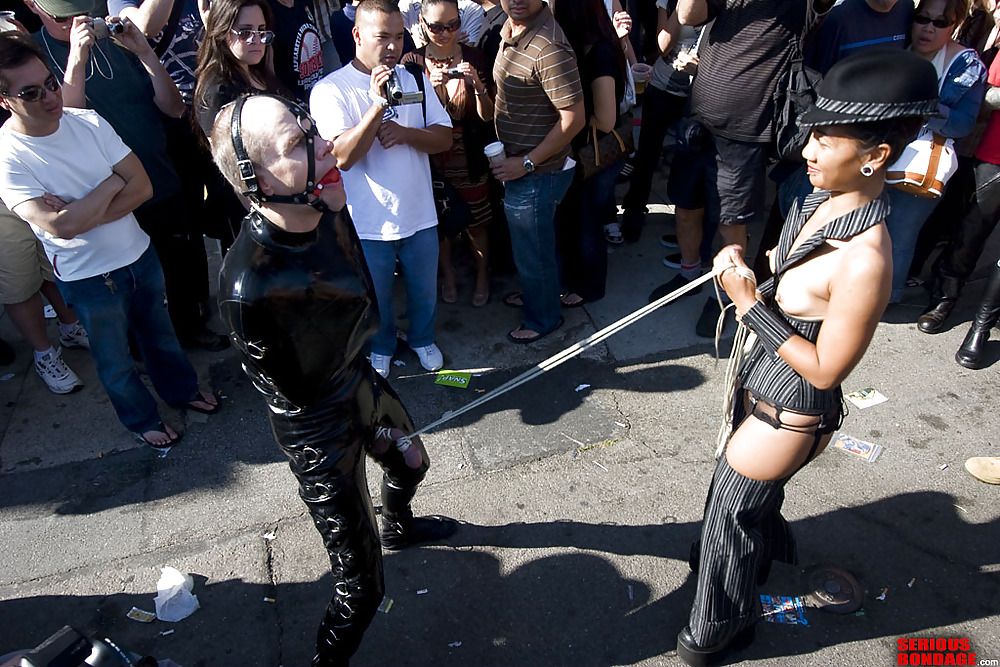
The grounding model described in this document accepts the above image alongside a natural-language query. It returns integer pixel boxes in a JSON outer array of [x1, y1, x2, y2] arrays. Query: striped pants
[[688, 456, 796, 646]]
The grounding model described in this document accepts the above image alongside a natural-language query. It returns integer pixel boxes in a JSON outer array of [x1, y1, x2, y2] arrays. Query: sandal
[[182, 390, 222, 415], [604, 222, 624, 245], [560, 292, 585, 308], [507, 317, 564, 344], [503, 291, 524, 308], [135, 422, 182, 450]]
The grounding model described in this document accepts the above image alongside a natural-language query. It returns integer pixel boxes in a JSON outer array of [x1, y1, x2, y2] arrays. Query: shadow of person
[[2, 491, 996, 665]]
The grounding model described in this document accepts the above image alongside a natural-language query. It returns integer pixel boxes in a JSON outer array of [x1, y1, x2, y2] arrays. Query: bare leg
[[5, 292, 51, 352], [467, 224, 490, 306], [676, 207, 706, 267], [39, 280, 77, 325], [439, 237, 457, 303]]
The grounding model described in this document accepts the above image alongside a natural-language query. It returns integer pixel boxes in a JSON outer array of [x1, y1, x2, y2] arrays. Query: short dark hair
[[0, 32, 47, 96], [355, 0, 402, 22], [844, 116, 927, 163]]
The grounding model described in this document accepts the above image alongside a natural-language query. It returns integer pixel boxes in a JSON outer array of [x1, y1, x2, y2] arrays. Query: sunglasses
[[913, 14, 956, 29], [423, 17, 461, 34], [230, 28, 275, 44], [2, 74, 61, 103]]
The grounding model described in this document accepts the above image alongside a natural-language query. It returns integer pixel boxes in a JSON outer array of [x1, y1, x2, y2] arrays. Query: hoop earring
[[860, 164, 875, 177]]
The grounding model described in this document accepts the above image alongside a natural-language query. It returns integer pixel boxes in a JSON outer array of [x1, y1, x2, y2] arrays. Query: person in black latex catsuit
[[209, 94, 457, 667], [675, 51, 941, 666]]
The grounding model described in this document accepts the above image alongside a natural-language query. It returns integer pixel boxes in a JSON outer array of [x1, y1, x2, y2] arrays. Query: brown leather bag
[[575, 111, 635, 180]]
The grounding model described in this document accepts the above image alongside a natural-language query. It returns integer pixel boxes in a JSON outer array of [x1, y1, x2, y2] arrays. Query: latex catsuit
[[218, 208, 430, 667]]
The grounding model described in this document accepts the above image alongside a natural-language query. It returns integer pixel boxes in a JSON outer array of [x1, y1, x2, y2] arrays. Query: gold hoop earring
[[860, 164, 875, 177]]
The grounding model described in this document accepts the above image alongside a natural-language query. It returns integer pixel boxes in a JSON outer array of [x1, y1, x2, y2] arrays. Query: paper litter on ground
[[846, 387, 888, 409], [760, 595, 808, 625]]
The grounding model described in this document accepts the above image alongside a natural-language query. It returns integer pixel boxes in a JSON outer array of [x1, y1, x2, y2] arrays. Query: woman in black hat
[[676, 50, 939, 666]]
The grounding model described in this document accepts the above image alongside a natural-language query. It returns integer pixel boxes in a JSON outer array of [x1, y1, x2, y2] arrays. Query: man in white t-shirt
[[0, 32, 219, 448], [310, 0, 452, 378]]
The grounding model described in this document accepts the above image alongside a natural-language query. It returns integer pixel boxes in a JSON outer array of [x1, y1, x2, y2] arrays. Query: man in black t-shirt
[[652, 0, 833, 337], [268, 0, 325, 103]]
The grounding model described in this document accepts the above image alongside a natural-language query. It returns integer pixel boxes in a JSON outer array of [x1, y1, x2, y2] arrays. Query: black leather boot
[[956, 260, 1000, 369], [379, 477, 457, 550], [918, 275, 962, 334]]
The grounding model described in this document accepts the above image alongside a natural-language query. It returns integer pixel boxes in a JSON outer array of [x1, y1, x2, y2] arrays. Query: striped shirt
[[691, 0, 816, 143], [739, 190, 889, 414], [493, 6, 583, 172]]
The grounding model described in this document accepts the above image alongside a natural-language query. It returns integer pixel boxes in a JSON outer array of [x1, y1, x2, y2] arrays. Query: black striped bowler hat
[[799, 49, 940, 128]]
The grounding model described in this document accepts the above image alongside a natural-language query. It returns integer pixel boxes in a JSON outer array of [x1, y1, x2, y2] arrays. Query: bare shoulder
[[829, 221, 892, 290]]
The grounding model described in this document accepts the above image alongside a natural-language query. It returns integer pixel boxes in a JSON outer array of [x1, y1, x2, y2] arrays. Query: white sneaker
[[59, 322, 91, 350], [370, 352, 392, 378], [412, 343, 443, 371], [35, 347, 83, 394]]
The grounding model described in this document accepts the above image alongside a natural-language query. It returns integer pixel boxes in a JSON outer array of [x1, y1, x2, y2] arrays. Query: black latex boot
[[918, 275, 962, 334], [956, 261, 1000, 369], [379, 477, 457, 550]]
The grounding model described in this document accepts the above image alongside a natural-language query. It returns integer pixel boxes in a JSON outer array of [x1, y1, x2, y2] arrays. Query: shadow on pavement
[[2, 491, 997, 666]]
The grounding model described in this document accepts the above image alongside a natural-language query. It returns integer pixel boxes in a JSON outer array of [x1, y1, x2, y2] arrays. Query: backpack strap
[[403, 60, 427, 125]]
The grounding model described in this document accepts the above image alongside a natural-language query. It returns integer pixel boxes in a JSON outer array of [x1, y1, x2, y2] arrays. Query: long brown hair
[[194, 0, 280, 116]]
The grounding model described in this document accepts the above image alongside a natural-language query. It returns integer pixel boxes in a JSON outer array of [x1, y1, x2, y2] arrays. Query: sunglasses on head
[[913, 14, 955, 28], [423, 17, 461, 34], [2, 74, 61, 103], [230, 28, 275, 44]]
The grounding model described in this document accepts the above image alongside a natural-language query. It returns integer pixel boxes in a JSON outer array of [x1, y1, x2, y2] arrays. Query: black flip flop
[[183, 391, 222, 415], [135, 422, 182, 450], [507, 317, 564, 344], [503, 291, 524, 308]]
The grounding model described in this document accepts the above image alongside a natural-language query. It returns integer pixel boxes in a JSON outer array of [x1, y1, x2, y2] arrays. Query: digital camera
[[91, 17, 125, 40]]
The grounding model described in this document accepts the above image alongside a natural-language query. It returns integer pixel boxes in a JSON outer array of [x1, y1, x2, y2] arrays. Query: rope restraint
[[395, 268, 732, 452]]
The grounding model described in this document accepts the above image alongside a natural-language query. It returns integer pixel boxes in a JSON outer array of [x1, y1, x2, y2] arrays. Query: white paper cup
[[484, 141, 506, 164]]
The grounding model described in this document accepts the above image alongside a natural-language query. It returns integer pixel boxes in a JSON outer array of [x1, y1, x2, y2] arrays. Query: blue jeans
[[360, 226, 439, 356], [558, 158, 624, 302], [885, 187, 940, 302], [504, 167, 575, 334], [57, 246, 199, 433]]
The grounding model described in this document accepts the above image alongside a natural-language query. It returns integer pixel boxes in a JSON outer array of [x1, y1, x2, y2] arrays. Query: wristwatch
[[522, 156, 536, 173]]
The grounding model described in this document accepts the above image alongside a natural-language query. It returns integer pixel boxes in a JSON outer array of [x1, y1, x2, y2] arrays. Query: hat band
[[814, 96, 939, 122]]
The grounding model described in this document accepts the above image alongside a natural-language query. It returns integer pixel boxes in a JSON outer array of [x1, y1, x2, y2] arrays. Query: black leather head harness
[[230, 94, 329, 212]]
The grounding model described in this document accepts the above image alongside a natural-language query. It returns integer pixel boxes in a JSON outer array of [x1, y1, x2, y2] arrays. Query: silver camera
[[383, 72, 424, 106], [90, 17, 125, 40]]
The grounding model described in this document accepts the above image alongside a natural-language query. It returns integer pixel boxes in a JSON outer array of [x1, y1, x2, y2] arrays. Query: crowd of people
[[2, 0, 1000, 664]]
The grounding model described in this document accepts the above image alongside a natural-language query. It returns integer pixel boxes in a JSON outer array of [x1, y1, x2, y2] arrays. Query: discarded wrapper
[[846, 387, 888, 409], [154, 566, 200, 622], [448, 641, 462, 648], [417, 588, 428, 595], [575, 384, 591, 392], [392, 359, 406, 367], [263, 597, 275, 603], [831, 433, 883, 463], [760, 595, 809, 626], [876, 587, 888, 601], [127, 607, 156, 623], [262, 531, 276, 541], [435, 370, 471, 389], [378, 597, 394, 614], [907, 578, 916, 588]]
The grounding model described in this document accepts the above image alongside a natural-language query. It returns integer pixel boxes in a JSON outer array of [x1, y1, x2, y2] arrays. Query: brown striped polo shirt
[[493, 5, 583, 172]]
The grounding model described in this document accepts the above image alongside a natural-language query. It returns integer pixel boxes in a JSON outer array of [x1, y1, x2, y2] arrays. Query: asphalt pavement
[[1, 149, 999, 667]]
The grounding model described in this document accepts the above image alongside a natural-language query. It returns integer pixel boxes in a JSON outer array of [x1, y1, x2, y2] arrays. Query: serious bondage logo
[[897, 638, 980, 665]]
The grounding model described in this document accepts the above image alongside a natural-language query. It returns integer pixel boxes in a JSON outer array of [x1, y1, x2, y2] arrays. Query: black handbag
[[431, 169, 475, 238], [575, 111, 635, 181]]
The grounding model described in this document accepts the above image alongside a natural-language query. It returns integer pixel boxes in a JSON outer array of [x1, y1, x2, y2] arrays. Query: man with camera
[[309, 0, 451, 378], [26, 0, 229, 352]]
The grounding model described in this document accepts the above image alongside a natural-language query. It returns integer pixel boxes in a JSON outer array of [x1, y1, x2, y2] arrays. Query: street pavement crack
[[263, 521, 283, 663]]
